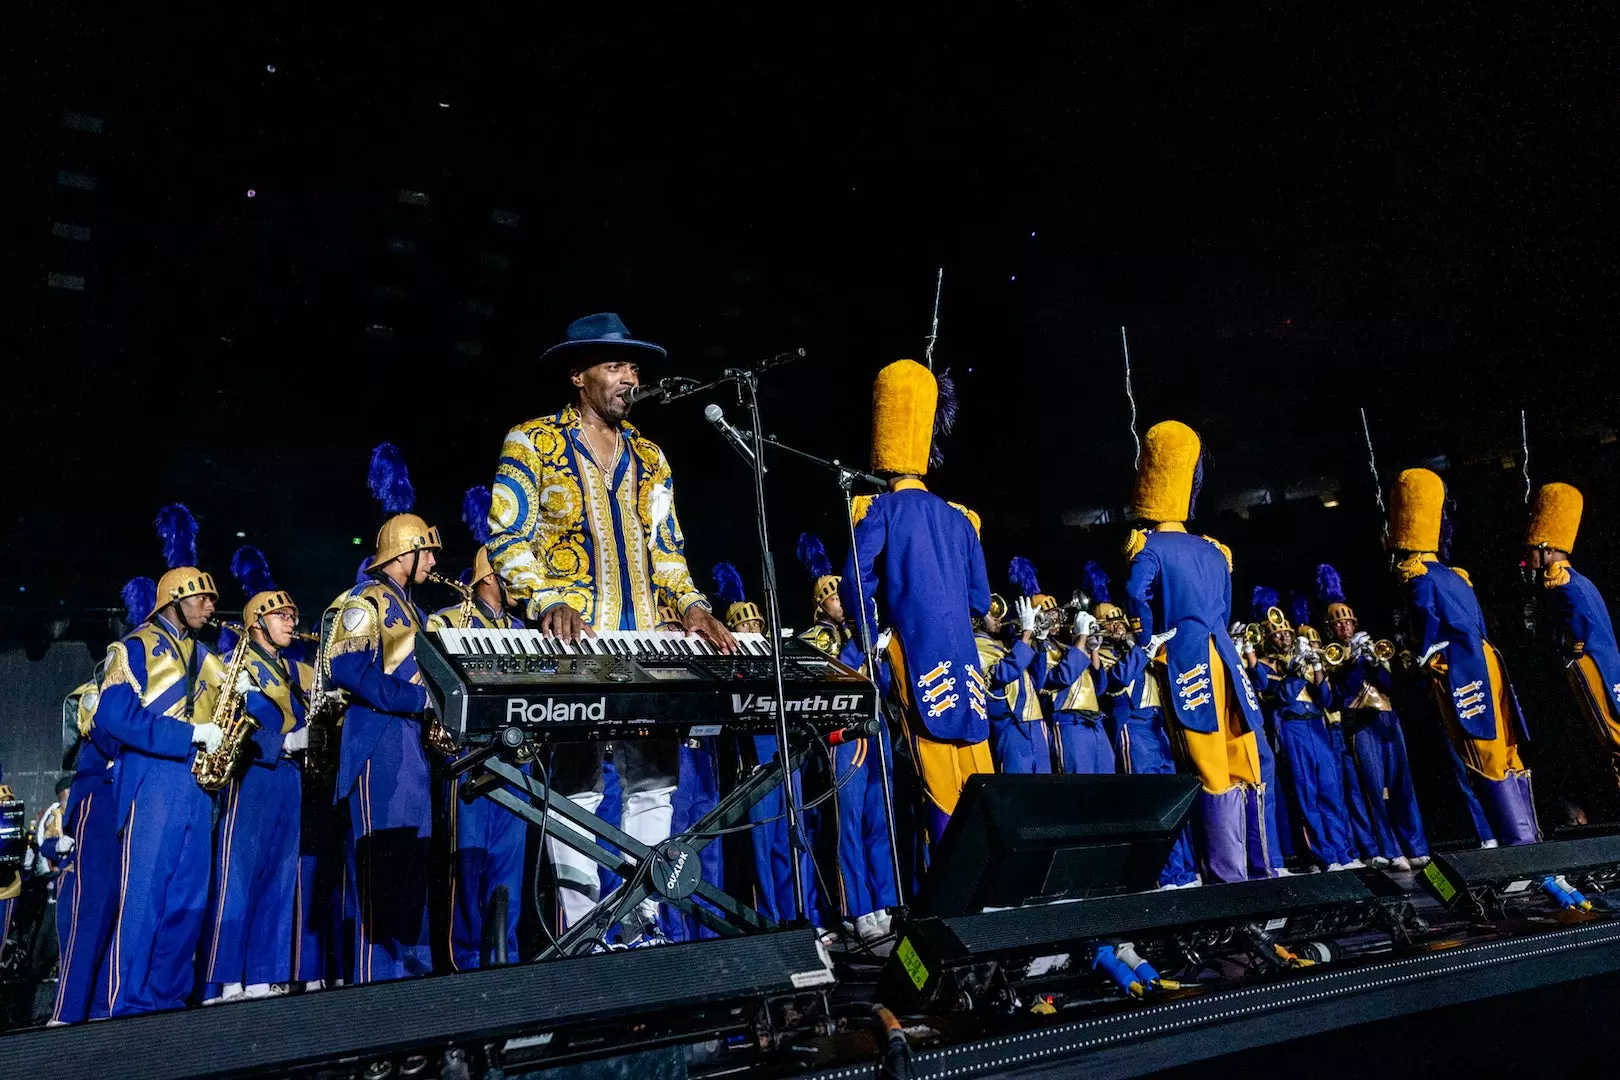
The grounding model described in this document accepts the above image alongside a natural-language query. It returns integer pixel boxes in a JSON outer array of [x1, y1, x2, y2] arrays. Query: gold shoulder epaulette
[[948, 501, 982, 536], [1201, 534, 1233, 572], [1123, 528, 1148, 560], [1542, 564, 1571, 588], [1451, 566, 1474, 587], [852, 493, 879, 526], [1394, 554, 1429, 583]]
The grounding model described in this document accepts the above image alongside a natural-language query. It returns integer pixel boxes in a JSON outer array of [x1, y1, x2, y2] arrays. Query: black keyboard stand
[[457, 734, 819, 959]]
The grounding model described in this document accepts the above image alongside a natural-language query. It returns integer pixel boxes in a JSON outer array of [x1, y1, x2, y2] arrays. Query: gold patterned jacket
[[489, 405, 707, 628]]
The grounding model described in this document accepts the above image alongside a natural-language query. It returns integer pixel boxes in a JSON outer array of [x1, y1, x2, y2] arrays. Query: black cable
[[527, 749, 563, 959]]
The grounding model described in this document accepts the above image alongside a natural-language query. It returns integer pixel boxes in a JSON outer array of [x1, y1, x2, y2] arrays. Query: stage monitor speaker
[[1417, 833, 1620, 909], [913, 773, 1200, 918]]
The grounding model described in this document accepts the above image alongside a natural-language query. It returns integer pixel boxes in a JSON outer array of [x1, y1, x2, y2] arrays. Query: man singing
[[487, 312, 733, 941]]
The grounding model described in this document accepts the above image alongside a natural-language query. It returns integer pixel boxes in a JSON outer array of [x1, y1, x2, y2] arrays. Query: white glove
[[1073, 612, 1099, 642], [1417, 640, 1450, 667], [1351, 630, 1373, 650], [874, 629, 893, 654], [234, 671, 256, 696], [1013, 597, 1038, 635], [55, 835, 75, 855], [320, 690, 345, 704], [1146, 627, 1178, 655], [284, 726, 309, 753], [192, 722, 225, 755]]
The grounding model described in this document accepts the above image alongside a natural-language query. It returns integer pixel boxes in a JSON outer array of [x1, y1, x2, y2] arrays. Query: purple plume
[[929, 368, 958, 470], [711, 562, 746, 606], [1439, 487, 1456, 560], [1008, 556, 1042, 598], [1083, 561, 1111, 606], [356, 556, 373, 584], [367, 443, 416, 514], [462, 485, 493, 545], [796, 533, 833, 580], [1289, 592, 1311, 629], [1251, 585, 1280, 622], [1316, 563, 1346, 605], [120, 577, 156, 625], [154, 504, 199, 569], [229, 546, 276, 597], [1188, 449, 1205, 520]]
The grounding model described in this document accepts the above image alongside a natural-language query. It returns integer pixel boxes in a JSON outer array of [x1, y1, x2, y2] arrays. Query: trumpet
[[1322, 641, 1349, 667]]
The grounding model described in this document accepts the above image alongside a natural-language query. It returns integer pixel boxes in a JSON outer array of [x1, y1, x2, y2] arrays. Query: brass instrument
[[192, 626, 260, 792], [303, 608, 344, 781], [1322, 641, 1349, 667], [417, 573, 468, 756], [1371, 639, 1395, 662]]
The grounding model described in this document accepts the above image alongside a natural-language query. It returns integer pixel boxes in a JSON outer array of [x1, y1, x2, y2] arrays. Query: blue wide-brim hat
[[540, 312, 667, 365]]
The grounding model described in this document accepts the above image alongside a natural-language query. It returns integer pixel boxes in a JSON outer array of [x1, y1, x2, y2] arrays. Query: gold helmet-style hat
[[367, 443, 442, 571], [712, 562, 763, 630], [1297, 624, 1322, 645], [1132, 420, 1202, 523], [230, 547, 297, 628], [871, 359, 958, 476], [1316, 564, 1355, 627], [151, 505, 217, 619], [462, 486, 498, 587], [796, 533, 841, 610], [1526, 482, 1583, 553], [1387, 468, 1445, 553]]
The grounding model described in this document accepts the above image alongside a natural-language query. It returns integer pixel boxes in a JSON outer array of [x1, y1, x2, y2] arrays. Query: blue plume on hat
[[121, 577, 156, 626], [1251, 585, 1280, 622], [355, 556, 373, 585], [1082, 561, 1111, 606], [367, 443, 416, 514], [711, 562, 746, 607], [462, 485, 492, 545], [154, 504, 199, 569], [1439, 486, 1455, 561], [230, 546, 276, 598], [796, 533, 833, 581], [929, 369, 959, 470], [1188, 451, 1205, 519], [1316, 563, 1347, 605], [1008, 556, 1042, 598], [1289, 592, 1311, 629]]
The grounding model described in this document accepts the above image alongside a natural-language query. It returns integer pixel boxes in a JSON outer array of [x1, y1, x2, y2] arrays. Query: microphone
[[704, 404, 765, 472], [624, 383, 668, 407]]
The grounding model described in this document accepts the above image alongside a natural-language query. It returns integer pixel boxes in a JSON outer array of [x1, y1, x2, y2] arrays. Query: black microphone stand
[[659, 350, 814, 923], [753, 432, 908, 911]]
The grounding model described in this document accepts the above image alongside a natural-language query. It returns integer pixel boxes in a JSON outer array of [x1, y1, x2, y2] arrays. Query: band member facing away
[[326, 443, 443, 982], [428, 485, 528, 970], [96, 505, 227, 1015], [50, 579, 142, 1024], [1387, 468, 1537, 845], [201, 548, 310, 1002], [1317, 563, 1430, 870], [842, 360, 994, 846], [1124, 421, 1271, 883], [1523, 483, 1620, 791], [487, 313, 733, 943]]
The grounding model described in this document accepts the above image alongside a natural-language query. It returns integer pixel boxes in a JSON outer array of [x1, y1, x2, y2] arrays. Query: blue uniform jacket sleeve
[[1105, 645, 1150, 695], [842, 507, 885, 648], [965, 526, 992, 618], [1126, 546, 1160, 646], [243, 692, 287, 763], [329, 652, 428, 716], [986, 638, 1038, 688], [87, 722, 122, 762], [838, 637, 894, 697], [1045, 643, 1090, 691], [93, 683, 196, 760], [1407, 575, 1444, 661]]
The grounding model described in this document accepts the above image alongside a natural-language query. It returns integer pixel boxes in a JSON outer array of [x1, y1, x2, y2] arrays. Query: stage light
[[352, 538, 363, 545], [246, 189, 257, 198], [1322, 498, 1341, 508], [235, 531, 247, 538], [438, 101, 450, 109], [1010, 275, 1017, 282], [266, 64, 277, 73]]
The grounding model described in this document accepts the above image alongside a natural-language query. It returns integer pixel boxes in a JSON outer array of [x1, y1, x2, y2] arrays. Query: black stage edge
[[0, 929, 832, 1080], [1418, 833, 1620, 907], [884, 871, 1374, 1006], [843, 921, 1620, 1080]]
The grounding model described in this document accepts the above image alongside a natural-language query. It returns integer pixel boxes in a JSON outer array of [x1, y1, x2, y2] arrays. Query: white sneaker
[[1327, 863, 1345, 872], [855, 912, 888, 944], [874, 909, 894, 937], [203, 982, 244, 1006], [1370, 857, 1392, 869], [1409, 855, 1432, 868], [1390, 856, 1412, 872], [242, 983, 272, 1000], [1341, 859, 1367, 870], [301, 979, 325, 993], [1481, 839, 1500, 849]]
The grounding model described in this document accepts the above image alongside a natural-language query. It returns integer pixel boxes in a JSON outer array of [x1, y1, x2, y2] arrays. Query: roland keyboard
[[417, 627, 876, 741]]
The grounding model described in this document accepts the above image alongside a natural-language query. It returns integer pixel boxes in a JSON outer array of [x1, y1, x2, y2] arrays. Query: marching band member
[[798, 534, 895, 944], [1387, 468, 1538, 845], [327, 444, 443, 982], [1092, 563, 1200, 888], [0, 766, 16, 969], [841, 360, 993, 845], [486, 314, 732, 941], [1523, 483, 1620, 790], [430, 486, 528, 970], [1317, 564, 1430, 870], [1124, 421, 1272, 883], [1027, 557, 1113, 776], [49, 580, 136, 1025], [1239, 590, 1291, 874], [201, 547, 310, 1001], [96, 506, 227, 1015], [978, 582, 1052, 774]]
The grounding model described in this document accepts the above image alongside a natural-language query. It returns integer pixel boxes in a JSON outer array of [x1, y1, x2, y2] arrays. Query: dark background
[[6, 10, 1620, 818]]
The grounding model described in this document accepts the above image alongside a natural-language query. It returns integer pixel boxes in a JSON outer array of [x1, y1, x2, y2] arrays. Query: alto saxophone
[[193, 625, 260, 792], [418, 572, 469, 756], [303, 609, 344, 782]]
